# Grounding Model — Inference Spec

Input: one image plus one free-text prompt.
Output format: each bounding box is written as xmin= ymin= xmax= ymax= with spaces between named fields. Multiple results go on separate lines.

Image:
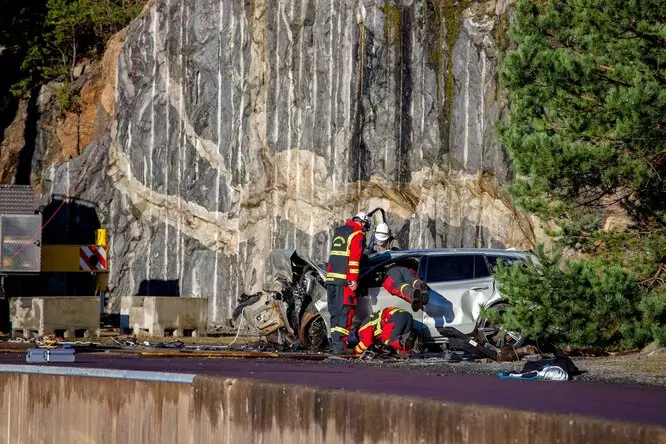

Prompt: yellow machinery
xmin=0 ymin=187 xmax=110 ymax=328
xmin=40 ymin=228 xmax=109 ymax=297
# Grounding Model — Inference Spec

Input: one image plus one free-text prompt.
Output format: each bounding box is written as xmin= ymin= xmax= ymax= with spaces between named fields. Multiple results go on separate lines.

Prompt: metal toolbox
xmin=47 ymin=349 xmax=75 ymax=363
xmin=26 ymin=349 xmax=48 ymax=363
xmin=25 ymin=348 xmax=75 ymax=363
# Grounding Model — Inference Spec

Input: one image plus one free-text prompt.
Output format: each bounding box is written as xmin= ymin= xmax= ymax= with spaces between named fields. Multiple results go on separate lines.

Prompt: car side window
xmin=486 ymin=255 xmax=523 ymax=272
xmin=425 ymin=255 xmax=475 ymax=282
xmin=475 ymin=255 xmax=491 ymax=278
xmin=360 ymin=257 xmax=422 ymax=288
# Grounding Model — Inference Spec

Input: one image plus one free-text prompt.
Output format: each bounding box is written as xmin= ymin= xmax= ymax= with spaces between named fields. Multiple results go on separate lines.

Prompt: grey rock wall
xmin=43 ymin=0 xmax=534 ymax=325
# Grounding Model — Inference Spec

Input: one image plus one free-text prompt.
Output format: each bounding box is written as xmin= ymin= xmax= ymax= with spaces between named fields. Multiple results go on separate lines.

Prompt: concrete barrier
xmin=9 ymin=296 xmax=100 ymax=338
xmin=0 ymin=368 xmax=664 ymax=444
xmin=121 ymin=296 xmax=208 ymax=337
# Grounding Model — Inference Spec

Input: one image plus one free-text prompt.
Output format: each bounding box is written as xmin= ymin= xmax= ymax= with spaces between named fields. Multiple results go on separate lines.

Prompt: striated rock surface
xmin=12 ymin=0 xmax=535 ymax=324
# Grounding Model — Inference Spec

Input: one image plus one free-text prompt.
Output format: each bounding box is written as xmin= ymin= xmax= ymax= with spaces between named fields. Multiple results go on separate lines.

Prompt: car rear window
xmin=425 ymin=255 xmax=476 ymax=282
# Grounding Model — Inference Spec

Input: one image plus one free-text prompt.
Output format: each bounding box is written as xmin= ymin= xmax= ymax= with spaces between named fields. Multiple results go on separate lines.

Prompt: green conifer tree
xmin=9 ymin=0 xmax=143 ymax=95
xmin=495 ymin=0 xmax=666 ymax=348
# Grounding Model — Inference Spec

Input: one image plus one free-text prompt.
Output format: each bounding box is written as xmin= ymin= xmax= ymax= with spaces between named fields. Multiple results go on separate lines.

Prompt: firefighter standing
xmin=353 ymin=307 xmax=418 ymax=356
xmin=325 ymin=212 xmax=369 ymax=355
xmin=383 ymin=263 xmax=429 ymax=311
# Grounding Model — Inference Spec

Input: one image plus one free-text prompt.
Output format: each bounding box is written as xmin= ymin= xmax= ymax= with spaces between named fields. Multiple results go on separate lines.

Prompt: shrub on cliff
xmin=496 ymin=0 xmax=666 ymax=348
xmin=8 ymin=0 xmax=143 ymax=95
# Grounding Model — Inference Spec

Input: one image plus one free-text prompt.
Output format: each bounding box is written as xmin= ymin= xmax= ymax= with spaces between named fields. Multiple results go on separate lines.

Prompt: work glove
xmin=346 ymin=328 xmax=359 ymax=347
xmin=417 ymin=282 xmax=430 ymax=305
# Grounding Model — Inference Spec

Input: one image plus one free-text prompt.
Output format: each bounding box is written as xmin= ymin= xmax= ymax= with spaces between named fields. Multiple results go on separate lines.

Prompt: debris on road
xmin=497 ymin=356 xmax=581 ymax=381
xmin=496 ymin=345 xmax=539 ymax=362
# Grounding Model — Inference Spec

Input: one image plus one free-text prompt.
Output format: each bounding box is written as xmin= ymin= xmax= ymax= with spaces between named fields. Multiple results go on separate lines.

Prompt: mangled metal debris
xmin=234 ymin=292 xmax=295 ymax=340
xmin=232 ymin=250 xmax=328 ymax=350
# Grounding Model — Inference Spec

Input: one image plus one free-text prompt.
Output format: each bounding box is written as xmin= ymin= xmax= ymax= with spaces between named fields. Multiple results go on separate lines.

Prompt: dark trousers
xmin=385 ymin=311 xmax=413 ymax=348
xmin=327 ymin=284 xmax=353 ymax=353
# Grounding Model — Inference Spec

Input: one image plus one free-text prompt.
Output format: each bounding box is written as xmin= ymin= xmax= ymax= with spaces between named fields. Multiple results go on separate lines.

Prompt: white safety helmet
xmin=352 ymin=212 xmax=370 ymax=225
xmin=374 ymin=223 xmax=390 ymax=242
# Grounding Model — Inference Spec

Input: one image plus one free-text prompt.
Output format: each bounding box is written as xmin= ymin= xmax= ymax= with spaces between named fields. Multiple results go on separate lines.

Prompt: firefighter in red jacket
xmin=325 ymin=212 xmax=369 ymax=355
xmin=383 ymin=262 xmax=429 ymax=311
xmin=353 ymin=307 xmax=417 ymax=356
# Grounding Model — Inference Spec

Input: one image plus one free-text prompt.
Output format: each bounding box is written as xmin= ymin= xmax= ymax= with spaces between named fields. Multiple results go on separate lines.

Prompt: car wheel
xmin=298 ymin=311 xmax=329 ymax=351
xmin=477 ymin=303 xmax=525 ymax=349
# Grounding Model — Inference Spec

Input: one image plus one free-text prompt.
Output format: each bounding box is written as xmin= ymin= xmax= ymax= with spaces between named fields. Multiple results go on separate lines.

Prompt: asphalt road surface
xmin=1 ymin=352 xmax=665 ymax=428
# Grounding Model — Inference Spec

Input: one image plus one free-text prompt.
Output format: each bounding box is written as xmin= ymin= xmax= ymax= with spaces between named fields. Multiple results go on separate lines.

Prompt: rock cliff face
xmin=13 ymin=0 xmax=535 ymax=324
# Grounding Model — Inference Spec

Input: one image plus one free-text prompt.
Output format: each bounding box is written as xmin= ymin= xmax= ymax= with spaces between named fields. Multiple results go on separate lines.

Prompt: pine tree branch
xmin=573 ymin=187 xmax=615 ymax=208
xmin=651 ymin=72 xmax=666 ymax=86
xmin=559 ymin=47 xmax=635 ymax=88
xmin=545 ymin=23 xmax=662 ymax=89
xmin=626 ymin=22 xmax=666 ymax=47
xmin=639 ymin=265 xmax=666 ymax=289
xmin=594 ymin=70 xmax=633 ymax=88
xmin=602 ymin=191 xmax=635 ymax=209
xmin=638 ymin=227 xmax=666 ymax=235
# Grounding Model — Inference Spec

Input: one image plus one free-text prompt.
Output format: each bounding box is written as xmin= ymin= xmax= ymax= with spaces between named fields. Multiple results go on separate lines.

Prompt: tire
xmin=298 ymin=303 xmax=329 ymax=351
xmin=477 ymin=303 xmax=525 ymax=349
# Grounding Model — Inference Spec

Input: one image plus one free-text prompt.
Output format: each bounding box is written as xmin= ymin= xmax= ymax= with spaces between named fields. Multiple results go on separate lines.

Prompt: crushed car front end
xmin=232 ymin=249 xmax=330 ymax=349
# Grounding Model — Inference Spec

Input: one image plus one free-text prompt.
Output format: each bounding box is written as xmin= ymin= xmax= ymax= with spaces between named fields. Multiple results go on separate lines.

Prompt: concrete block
xmin=10 ymin=297 xmax=100 ymax=338
xmin=124 ymin=296 xmax=207 ymax=337
xmin=120 ymin=295 xmax=145 ymax=330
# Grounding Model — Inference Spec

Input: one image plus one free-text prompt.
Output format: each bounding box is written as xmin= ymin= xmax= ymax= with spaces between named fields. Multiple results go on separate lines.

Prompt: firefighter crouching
xmin=350 ymin=307 xmax=421 ymax=357
xmin=325 ymin=212 xmax=370 ymax=355
xmin=383 ymin=263 xmax=430 ymax=311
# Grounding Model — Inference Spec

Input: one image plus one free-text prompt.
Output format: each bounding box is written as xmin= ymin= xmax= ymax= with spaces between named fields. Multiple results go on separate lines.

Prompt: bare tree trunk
xmin=70 ymin=36 xmax=77 ymax=83
xmin=58 ymin=47 xmax=67 ymax=73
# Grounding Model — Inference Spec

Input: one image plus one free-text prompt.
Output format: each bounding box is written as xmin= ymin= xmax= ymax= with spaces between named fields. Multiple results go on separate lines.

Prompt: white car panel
xmin=424 ymin=275 xmax=497 ymax=336
xmin=313 ymin=249 xmax=529 ymax=343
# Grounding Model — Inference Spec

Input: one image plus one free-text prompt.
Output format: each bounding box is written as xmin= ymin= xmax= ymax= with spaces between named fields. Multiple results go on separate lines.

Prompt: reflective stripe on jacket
xmin=354 ymin=307 xmax=405 ymax=355
xmin=383 ymin=266 xmax=423 ymax=303
xmin=325 ymin=220 xmax=365 ymax=285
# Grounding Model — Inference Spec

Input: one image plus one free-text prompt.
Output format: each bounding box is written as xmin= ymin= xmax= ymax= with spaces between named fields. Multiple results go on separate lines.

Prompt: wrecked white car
xmin=233 ymin=248 xmax=528 ymax=357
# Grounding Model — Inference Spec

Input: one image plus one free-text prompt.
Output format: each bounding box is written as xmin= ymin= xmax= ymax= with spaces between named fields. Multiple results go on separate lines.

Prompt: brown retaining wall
xmin=0 ymin=372 xmax=664 ymax=444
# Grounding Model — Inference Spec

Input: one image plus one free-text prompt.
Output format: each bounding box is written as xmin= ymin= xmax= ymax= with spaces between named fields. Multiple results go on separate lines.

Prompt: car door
xmin=421 ymin=254 xmax=496 ymax=337
xmin=358 ymin=257 xmax=424 ymax=326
